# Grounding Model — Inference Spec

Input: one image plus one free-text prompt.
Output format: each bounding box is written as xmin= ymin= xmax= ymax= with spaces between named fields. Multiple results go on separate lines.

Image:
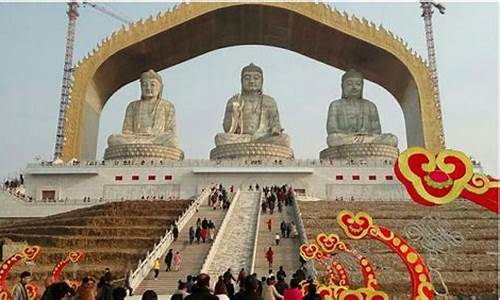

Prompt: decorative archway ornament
xmin=395 ymin=147 xmax=499 ymax=213
xmin=52 ymin=250 xmax=85 ymax=289
xmin=0 ymin=247 xmax=86 ymax=300
xmin=61 ymin=2 xmax=443 ymax=160
xmin=337 ymin=210 xmax=434 ymax=300
xmin=299 ymin=233 xmax=386 ymax=299
xmin=0 ymin=246 xmax=41 ymax=300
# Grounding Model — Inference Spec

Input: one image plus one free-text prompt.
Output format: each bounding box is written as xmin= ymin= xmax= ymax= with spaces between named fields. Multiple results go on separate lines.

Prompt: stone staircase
xmin=134 ymin=204 xmax=226 ymax=295
xmin=205 ymin=192 xmax=261 ymax=281
xmin=253 ymin=203 xmax=302 ymax=278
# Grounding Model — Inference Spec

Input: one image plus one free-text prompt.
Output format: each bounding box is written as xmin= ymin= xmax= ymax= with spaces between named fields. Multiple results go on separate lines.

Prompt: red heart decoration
xmin=316 ymin=233 xmax=340 ymax=253
xmin=299 ymin=244 xmax=318 ymax=260
xmin=337 ymin=210 xmax=373 ymax=240
xmin=68 ymin=250 xmax=85 ymax=263
xmin=23 ymin=246 xmax=41 ymax=261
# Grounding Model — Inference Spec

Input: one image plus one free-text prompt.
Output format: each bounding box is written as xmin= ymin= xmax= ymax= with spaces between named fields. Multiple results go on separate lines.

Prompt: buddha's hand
xmin=232 ymin=102 xmax=241 ymax=113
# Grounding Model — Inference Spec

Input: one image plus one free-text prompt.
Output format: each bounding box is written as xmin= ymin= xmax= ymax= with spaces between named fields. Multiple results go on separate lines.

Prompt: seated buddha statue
xmin=215 ymin=63 xmax=291 ymax=148
xmin=107 ymin=70 xmax=179 ymax=148
xmin=326 ymin=69 xmax=398 ymax=147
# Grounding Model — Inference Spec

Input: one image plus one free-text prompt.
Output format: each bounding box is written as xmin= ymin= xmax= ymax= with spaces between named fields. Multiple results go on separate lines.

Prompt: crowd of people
xmin=259 ymin=185 xmax=295 ymax=215
xmin=151 ymin=214 xmax=220 ymax=280
xmin=208 ymin=184 xmax=234 ymax=210
xmin=11 ymin=266 xmax=318 ymax=300
xmin=154 ymin=249 xmax=183 ymax=277
xmin=3 ymin=175 xmax=32 ymax=201
xmin=10 ymin=268 xmax=142 ymax=300
xmin=3 ymin=175 xmax=23 ymax=190
xmin=170 ymin=266 xmax=319 ymax=300
xmin=188 ymin=217 xmax=217 ymax=244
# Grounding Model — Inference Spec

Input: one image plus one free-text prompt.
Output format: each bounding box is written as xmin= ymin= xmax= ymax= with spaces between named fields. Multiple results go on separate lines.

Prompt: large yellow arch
xmin=63 ymin=2 xmax=444 ymax=160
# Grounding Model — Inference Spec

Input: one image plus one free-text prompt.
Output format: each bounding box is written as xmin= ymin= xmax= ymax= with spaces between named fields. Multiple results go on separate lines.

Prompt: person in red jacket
xmin=266 ymin=219 xmax=272 ymax=232
xmin=265 ymin=247 xmax=274 ymax=268
xmin=283 ymin=279 xmax=303 ymax=300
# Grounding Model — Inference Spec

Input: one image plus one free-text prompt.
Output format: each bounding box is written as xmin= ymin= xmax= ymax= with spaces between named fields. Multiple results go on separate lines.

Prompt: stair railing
xmin=291 ymin=195 xmax=317 ymax=278
xmin=250 ymin=191 xmax=263 ymax=274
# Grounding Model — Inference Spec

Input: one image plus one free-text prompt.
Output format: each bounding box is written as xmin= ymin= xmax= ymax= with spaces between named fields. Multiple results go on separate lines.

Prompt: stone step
xmin=254 ymin=204 xmax=302 ymax=279
xmin=134 ymin=204 xmax=227 ymax=295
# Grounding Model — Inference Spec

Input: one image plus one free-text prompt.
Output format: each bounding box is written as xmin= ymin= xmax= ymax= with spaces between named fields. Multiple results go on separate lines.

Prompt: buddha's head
xmin=241 ymin=63 xmax=263 ymax=94
xmin=140 ymin=70 xmax=163 ymax=100
xmin=341 ymin=69 xmax=364 ymax=99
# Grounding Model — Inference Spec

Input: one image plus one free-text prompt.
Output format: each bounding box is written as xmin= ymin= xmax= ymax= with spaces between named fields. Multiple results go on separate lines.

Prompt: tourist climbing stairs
xmin=253 ymin=198 xmax=302 ymax=278
xmin=134 ymin=202 xmax=227 ymax=295
xmin=204 ymin=191 xmax=261 ymax=281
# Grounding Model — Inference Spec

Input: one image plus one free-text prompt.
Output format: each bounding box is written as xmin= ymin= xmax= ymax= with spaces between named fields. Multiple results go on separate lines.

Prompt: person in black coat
xmin=165 ymin=249 xmax=173 ymax=272
xmin=185 ymin=274 xmax=218 ymax=300
xmin=41 ymin=282 xmax=74 ymax=300
xmin=189 ymin=227 xmax=195 ymax=244
xmin=173 ymin=225 xmax=179 ymax=241
xmin=303 ymin=281 xmax=320 ymax=300
xmin=230 ymin=276 xmax=259 ymax=300
xmin=201 ymin=218 xmax=209 ymax=229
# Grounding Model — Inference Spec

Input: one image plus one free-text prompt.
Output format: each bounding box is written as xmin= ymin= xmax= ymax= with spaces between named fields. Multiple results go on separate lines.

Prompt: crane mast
xmin=420 ymin=1 xmax=446 ymax=147
xmin=53 ymin=1 xmax=131 ymax=160
xmin=53 ymin=1 xmax=78 ymax=160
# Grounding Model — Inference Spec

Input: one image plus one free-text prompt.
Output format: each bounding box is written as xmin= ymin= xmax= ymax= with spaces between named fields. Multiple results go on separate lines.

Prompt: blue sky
xmin=0 ymin=2 xmax=497 ymax=179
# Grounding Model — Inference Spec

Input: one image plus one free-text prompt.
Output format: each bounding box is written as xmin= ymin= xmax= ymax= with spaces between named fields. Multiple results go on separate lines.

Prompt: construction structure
xmin=53 ymin=1 xmax=78 ymax=160
xmin=53 ymin=1 xmax=131 ymax=160
xmin=420 ymin=0 xmax=446 ymax=147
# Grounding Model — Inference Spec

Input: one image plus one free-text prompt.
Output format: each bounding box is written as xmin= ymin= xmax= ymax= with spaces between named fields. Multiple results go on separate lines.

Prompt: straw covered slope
xmin=0 ymin=200 xmax=192 ymax=287
xmin=299 ymin=200 xmax=498 ymax=297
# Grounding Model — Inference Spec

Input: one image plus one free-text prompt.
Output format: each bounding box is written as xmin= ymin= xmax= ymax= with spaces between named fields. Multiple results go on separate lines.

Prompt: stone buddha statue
xmin=215 ymin=63 xmax=291 ymax=148
xmin=326 ymin=69 xmax=398 ymax=148
xmin=104 ymin=70 xmax=183 ymax=161
xmin=107 ymin=70 xmax=179 ymax=148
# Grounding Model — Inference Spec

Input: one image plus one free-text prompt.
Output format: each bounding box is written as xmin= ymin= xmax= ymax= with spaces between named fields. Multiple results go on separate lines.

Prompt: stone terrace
xmin=299 ymin=200 xmax=498 ymax=298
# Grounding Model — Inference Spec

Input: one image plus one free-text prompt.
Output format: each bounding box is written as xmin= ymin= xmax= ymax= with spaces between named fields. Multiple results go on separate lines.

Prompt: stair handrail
xmin=200 ymin=189 xmax=241 ymax=276
xmin=250 ymin=191 xmax=263 ymax=274
xmin=291 ymin=195 xmax=317 ymax=278
xmin=129 ymin=186 xmax=212 ymax=289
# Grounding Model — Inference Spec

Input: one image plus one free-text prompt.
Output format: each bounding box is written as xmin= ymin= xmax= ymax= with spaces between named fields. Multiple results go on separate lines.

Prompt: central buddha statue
xmin=320 ymin=69 xmax=398 ymax=160
xmin=211 ymin=63 xmax=293 ymax=160
xmin=326 ymin=69 xmax=398 ymax=147
xmin=104 ymin=70 xmax=183 ymax=160
xmin=215 ymin=63 xmax=291 ymax=147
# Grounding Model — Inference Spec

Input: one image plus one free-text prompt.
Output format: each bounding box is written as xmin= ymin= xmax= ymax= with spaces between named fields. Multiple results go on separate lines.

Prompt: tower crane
xmin=82 ymin=2 xmax=132 ymax=25
xmin=420 ymin=1 xmax=446 ymax=146
xmin=53 ymin=1 xmax=132 ymax=160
